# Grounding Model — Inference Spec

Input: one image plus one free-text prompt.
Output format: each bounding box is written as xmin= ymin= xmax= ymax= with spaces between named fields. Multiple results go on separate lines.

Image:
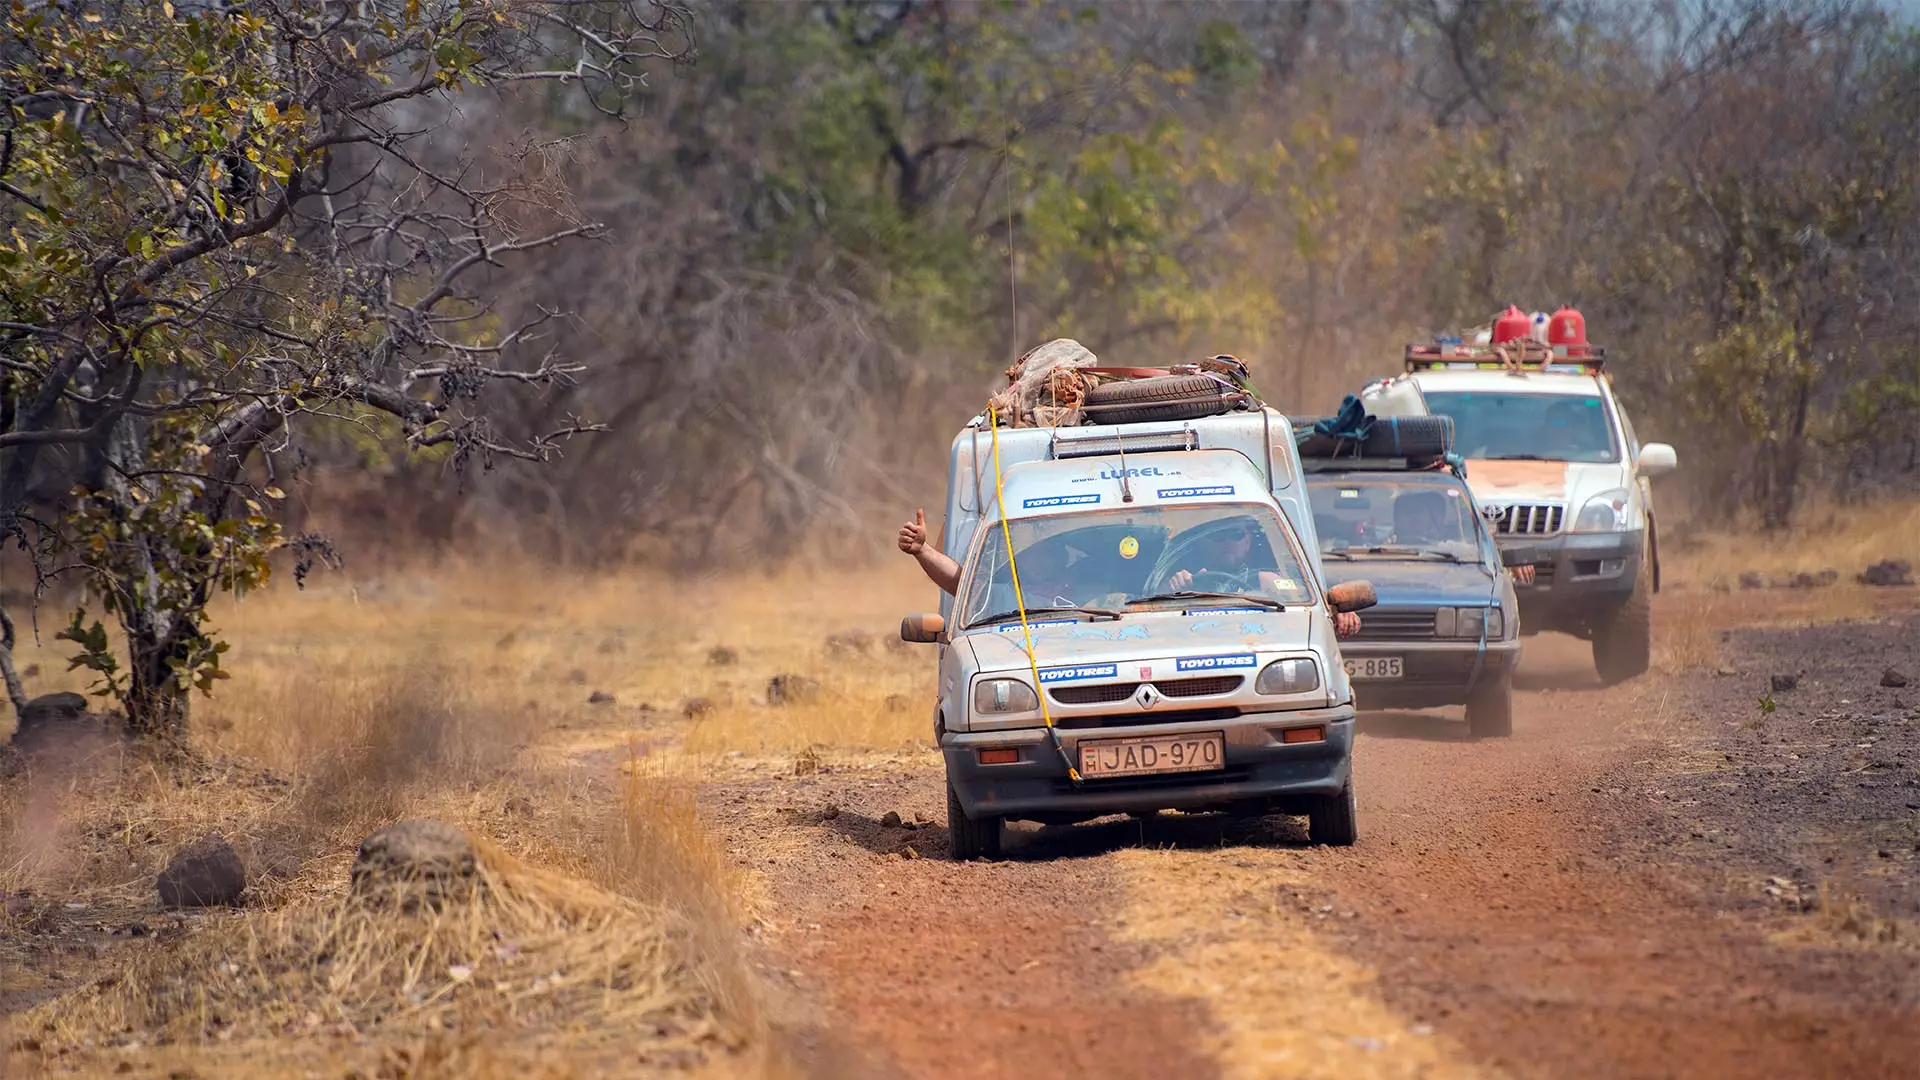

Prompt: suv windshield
xmin=1421 ymin=391 xmax=1618 ymax=463
xmin=1307 ymin=474 xmax=1488 ymax=563
xmin=959 ymin=504 xmax=1316 ymax=628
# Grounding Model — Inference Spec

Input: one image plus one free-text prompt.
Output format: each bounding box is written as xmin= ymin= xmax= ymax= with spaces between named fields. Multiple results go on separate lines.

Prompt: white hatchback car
xmin=1358 ymin=344 xmax=1677 ymax=684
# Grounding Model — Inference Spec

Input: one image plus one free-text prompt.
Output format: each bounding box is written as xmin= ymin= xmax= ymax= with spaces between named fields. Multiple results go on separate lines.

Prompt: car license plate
xmin=1077 ymin=732 xmax=1225 ymax=780
xmin=1344 ymin=656 xmax=1403 ymax=681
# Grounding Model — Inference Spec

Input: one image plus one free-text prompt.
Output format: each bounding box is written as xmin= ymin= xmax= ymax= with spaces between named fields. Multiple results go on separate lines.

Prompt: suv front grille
xmin=1350 ymin=608 xmax=1437 ymax=641
xmin=1158 ymin=675 xmax=1244 ymax=698
xmin=1491 ymin=503 xmax=1564 ymax=536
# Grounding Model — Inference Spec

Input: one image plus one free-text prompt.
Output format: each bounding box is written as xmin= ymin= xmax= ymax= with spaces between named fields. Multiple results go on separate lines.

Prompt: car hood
xmin=960 ymin=608 xmax=1319 ymax=674
xmin=1466 ymin=458 xmax=1639 ymax=525
xmin=1319 ymin=560 xmax=1496 ymax=608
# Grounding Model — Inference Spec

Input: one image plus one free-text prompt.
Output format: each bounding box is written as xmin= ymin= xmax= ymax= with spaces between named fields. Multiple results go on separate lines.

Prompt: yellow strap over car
xmin=986 ymin=404 xmax=1081 ymax=784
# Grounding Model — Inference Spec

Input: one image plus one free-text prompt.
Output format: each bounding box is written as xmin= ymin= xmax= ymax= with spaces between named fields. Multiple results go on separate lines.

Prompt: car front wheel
xmin=946 ymin=778 xmax=1003 ymax=861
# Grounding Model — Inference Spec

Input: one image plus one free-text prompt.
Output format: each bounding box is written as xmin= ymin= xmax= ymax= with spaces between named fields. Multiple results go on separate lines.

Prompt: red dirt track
xmin=712 ymin=610 xmax=1920 ymax=1080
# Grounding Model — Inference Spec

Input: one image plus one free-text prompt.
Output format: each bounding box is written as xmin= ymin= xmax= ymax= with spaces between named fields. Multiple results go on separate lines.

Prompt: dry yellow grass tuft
xmin=31 ymin=834 xmax=739 ymax=1069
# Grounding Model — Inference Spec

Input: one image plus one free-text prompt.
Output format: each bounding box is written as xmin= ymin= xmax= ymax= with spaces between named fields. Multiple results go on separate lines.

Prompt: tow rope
xmin=986 ymin=404 xmax=1082 ymax=785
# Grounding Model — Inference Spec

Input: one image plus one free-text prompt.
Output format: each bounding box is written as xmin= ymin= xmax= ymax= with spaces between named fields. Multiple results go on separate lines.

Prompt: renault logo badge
xmin=1134 ymin=684 xmax=1160 ymax=710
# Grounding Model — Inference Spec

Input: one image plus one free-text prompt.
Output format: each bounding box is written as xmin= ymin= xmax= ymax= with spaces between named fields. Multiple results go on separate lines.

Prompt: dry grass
xmin=1663 ymin=497 xmax=1919 ymax=590
xmin=2 ymin=553 xmax=946 ymax=1077
xmin=1651 ymin=496 xmax=1920 ymax=672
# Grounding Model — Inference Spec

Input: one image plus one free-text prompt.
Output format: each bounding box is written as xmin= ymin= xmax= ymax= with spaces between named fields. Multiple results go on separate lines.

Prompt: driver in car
xmin=1163 ymin=516 xmax=1360 ymax=638
xmin=1387 ymin=490 xmax=1535 ymax=584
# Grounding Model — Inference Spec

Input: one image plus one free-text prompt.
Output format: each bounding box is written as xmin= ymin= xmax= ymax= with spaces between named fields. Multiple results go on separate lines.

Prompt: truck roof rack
xmin=1048 ymin=428 xmax=1200 ymax=459
xmin=1404 ymin=342 xmax=1606 ymax=374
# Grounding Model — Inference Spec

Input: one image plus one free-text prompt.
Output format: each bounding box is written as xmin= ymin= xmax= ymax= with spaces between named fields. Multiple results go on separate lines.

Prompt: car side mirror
xmin=900 ymin=613 xmax=946 ymax=644
xmin=1638 ymin=442 xmax=1677 ymax=477
xmin=1500 ymin=546 xmax=1541 ymax=568
xmin=1327 ymin=581 xmax=1377 ymax=614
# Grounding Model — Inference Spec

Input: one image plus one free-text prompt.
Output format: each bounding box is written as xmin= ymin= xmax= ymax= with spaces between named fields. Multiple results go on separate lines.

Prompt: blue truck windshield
xmin=1421 ymin=391 xmax=1618 ymax=463
xmin=1308 ymin=475 xmax=1487 ymax=563
xmin=960 ymin=505 xmax=1316 ymax=627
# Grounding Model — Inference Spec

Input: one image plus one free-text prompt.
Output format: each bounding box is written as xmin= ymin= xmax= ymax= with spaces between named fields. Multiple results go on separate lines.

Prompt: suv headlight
xmin=1573 ymin=488 xmax=1630 ymax=532
xmin=973 ymin=678 xmax=1038 ymax=714
xmin=1450 ymin=607 xmax=1502 ymax=640
xmin=1256 ymin=658 xmax=1320 ymax=695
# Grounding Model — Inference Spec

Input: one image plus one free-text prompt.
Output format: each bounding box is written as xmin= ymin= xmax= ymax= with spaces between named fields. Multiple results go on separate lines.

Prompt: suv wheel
xmin=1592 ymin=555 xmax=1652 ymax=685
xmin=1307 ymin=778 xmax=1358 ymax=846
xmin=947 ymin=779 xmax=1002 ymax=861
xmin=1466 ymin=673 xmax=1514 ymax=738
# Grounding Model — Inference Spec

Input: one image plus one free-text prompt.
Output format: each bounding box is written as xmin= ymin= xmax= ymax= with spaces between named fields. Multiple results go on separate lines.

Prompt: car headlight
xmin=1573 ymin=488 xmax=1630 ymax=532
xmin=973 ymin=678 xmax=1038 ymax=714
xmin=1455 ymin=607 xmax=1486 ymax=639
xmin=1256 ymin=657 xmax=1321 ymax=695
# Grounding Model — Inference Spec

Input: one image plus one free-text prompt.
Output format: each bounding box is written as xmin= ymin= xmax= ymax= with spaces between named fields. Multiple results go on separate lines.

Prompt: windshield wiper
xmin=1125 ymin=590 xmax=1284 ymax=611
xmin=1413 ymin=548 xmax=1466 ymax=563
xmin=970 ymin=604 xmax=1120 ymax=628
xmin=1320 ymin=549 xmax=1354 ymax=560
xmin=1483 ymin=453 xmax=1554 ymax=461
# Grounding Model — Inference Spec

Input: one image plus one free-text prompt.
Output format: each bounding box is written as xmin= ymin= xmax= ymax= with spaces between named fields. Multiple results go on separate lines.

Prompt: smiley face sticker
xmin=1118 ymin=535 xmax=1141 ymax=560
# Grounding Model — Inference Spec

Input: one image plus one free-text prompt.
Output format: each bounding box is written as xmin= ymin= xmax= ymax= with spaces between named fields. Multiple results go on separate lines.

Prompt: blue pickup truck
xmin=1301 ymin=450 xmax=1534 ymax=738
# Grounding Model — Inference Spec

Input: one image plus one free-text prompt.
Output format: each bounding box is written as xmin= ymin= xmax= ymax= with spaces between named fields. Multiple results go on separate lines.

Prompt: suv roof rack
xmin=1404 ymin=342 xmax=1606 ymax=374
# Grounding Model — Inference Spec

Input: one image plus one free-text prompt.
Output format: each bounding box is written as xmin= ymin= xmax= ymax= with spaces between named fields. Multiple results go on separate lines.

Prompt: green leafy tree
xmin=0 ymin=0 xmax=692 ymax=737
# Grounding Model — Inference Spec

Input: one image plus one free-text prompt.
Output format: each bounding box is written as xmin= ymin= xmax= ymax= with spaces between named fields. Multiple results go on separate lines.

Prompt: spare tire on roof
xmin=1079 ymin=374 xmax=1238 ymax=426
xmin=1295 ymin=414 xmax=1455 ymax=461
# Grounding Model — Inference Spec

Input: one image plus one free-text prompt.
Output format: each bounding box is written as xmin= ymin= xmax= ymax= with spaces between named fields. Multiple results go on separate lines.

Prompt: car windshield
xmin=958 ymin=504 xmax=1316 ymax=628
xmin=1307 ymin=474 xmax=1485 ymax=562
xmin=1421 ymin=391 xmax=1619 ymax=463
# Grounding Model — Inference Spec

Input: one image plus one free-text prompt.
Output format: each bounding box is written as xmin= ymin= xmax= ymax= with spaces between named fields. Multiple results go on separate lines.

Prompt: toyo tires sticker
xmin=1176 ymin=653 xmax=1258 ymax=672
xmin=1036 ymin=663 xmax=1119 ymax=683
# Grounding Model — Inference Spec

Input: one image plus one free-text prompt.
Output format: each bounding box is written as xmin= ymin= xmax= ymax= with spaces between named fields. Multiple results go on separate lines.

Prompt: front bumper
xmin=1501 ymin=529 xmax=1643 ymax=631
xmin=1340 ymin=639 xmax=1518 ymax=711
xmin=942 ymin=705 xmax=1353 ymax=822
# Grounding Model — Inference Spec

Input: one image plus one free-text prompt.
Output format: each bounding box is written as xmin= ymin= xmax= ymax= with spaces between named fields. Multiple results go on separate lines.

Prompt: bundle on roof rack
xmin=1293 ymin=394 xmax=1454 ymax=465
xmin=984 ymin=340 xmax=1257 ymax=428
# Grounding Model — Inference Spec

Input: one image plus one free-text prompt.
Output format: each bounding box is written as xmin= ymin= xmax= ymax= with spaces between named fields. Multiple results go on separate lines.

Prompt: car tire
xmin=1466 ymin=673 xmax=1514 ymax=738
xmin=1307 ymin=778 xmax=1358 ymax=846
xmin=947 ymin=779 xmax=1002 ymax=861
xmin=1080 ymin=374 xmax=1237 ymax=426
xmin=1592 ymin=557 xmax=1652 ymax=686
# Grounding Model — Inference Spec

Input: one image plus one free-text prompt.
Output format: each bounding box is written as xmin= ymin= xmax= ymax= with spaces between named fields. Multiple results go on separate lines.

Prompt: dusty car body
xmin=1358 ymin=344 xmax=1677 ymax=684
xmin=902 ymin=412 xmax=1376 ymax=859
xmin=1304 ymin=462 xmax=1531 ymax=737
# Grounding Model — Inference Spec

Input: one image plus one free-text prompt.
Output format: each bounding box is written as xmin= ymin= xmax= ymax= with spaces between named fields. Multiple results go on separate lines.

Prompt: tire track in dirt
xmin=701 ymin=759 xmax=1217 ymax=1080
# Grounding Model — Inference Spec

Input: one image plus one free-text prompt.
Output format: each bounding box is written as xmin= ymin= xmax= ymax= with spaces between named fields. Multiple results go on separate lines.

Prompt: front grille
xmin=1054 ymin=706 xmax=1242 ymax=730
xmin=1050 ymin=675 xmax=1245 ymax=705
xmin=1350 ymin=608 xmax=1437 ymax=641
xmin=1158 ymin=675 xmax=1244 ymax=698
xmin=1051 ymin=683 xmax=1138 ymax=705
xmin=1491 ymin=503 xmax=1564 ymax=536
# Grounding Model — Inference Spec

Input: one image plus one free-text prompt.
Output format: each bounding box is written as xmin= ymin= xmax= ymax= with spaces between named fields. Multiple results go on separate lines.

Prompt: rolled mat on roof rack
xmin=1293 ymin=395 xmax=1454 ymax=461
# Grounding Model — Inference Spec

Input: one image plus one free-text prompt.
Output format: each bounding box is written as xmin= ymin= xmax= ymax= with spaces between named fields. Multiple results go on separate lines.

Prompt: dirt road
xmin=706 ymin=612 xmax=1920 ymax=1080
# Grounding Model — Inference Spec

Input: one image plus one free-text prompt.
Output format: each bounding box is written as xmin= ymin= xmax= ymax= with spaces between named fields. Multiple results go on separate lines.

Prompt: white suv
xmin=1357 ymin=344 xmax=1677 ymax=684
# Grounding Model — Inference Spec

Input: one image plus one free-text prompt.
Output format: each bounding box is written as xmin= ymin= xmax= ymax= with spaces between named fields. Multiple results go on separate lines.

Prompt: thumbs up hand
xmin=898 ymin=508 xmax=929 ymax=555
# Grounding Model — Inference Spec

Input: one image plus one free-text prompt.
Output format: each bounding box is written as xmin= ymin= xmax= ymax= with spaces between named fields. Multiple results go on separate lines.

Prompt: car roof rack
xmin=1404 ymin=342 xmax=1606 ymax=374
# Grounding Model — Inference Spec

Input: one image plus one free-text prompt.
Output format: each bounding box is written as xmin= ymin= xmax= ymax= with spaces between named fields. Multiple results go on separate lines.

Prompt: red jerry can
xmin=1548 ymin=305 xmax=1588 ymax=356
xmin=1491 ymin=305 xmax=1532 ymax=344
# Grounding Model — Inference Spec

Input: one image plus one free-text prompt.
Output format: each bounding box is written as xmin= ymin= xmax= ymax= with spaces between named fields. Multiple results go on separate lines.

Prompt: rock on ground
xmin=1859 ymin=559 xmax=1914 ymax=587
xmin=350 ymin=819 xmax=479 ymax=910
xmin=156 ymin=834 xmax=247 ymax=908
